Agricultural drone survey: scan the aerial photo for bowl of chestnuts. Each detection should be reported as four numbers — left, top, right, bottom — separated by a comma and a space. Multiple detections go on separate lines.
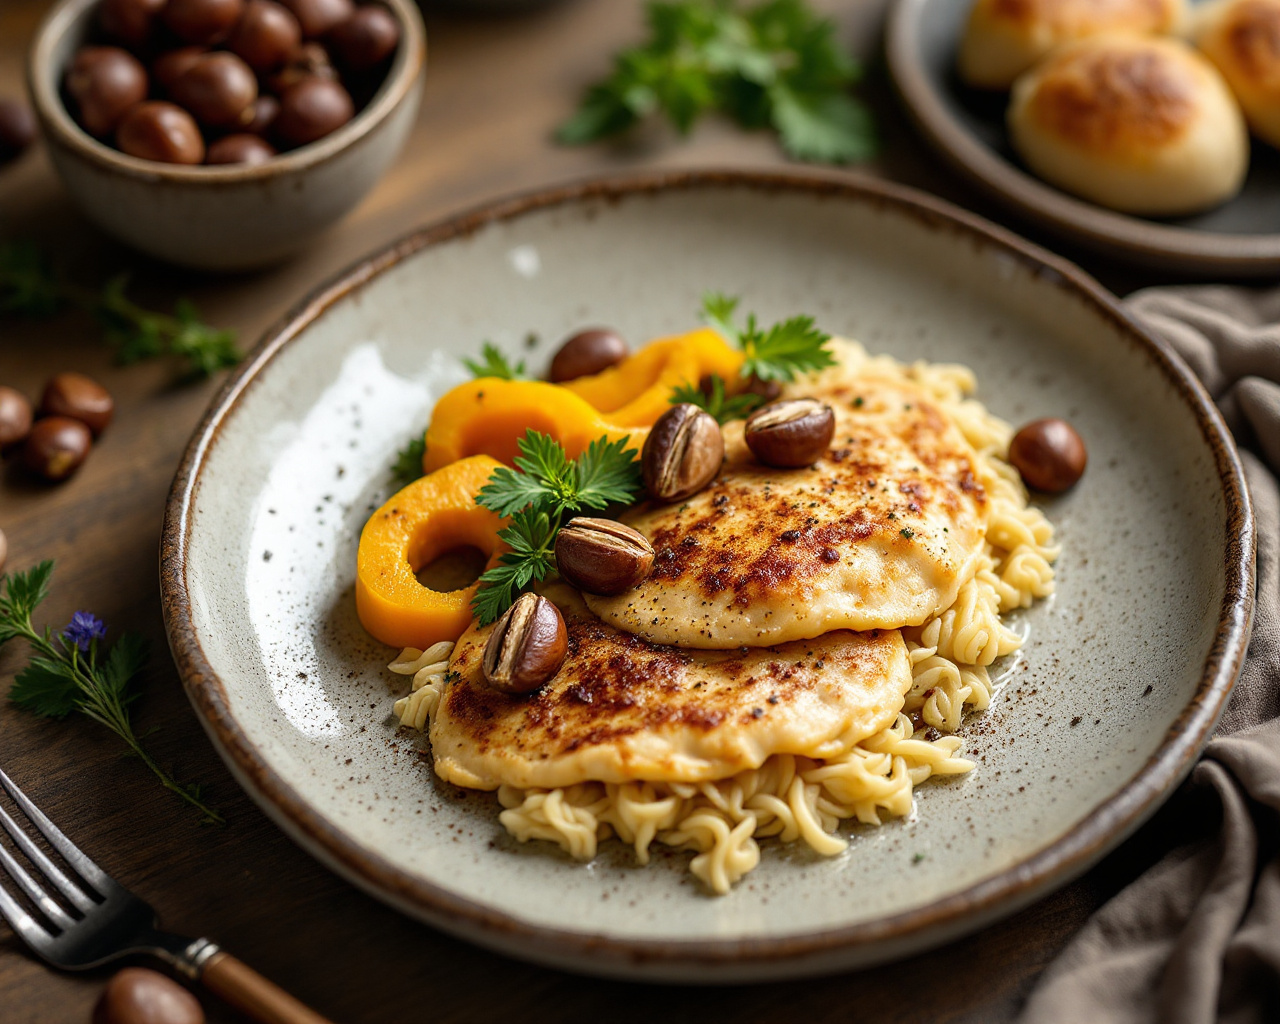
27, 0, 425, 270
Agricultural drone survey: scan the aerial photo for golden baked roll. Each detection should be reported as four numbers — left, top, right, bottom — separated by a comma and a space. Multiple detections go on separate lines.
1193, 0, 1280, 147
1007, 35, 1249, 214
958, 0, 1188, 89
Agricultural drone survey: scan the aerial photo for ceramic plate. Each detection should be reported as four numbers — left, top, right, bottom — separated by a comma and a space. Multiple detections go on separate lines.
162, 171, 1253, 982
886, 0, 1280, 276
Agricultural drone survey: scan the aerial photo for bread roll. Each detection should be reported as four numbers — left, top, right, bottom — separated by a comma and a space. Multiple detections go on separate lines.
959, 0, 1188, 89
1193, 0, 1280, 147
1007, 35, 1248, 214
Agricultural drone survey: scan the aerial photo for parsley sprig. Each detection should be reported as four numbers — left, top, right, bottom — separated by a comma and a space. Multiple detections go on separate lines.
463, 342, 527, 381
702, 292, 835, 382
0, 241, 240, 379
471, 431, 643, 624
391, 434, 427, 488
0, 562, 223, 823
558, 0, 876, 164
671, 375, 763, 423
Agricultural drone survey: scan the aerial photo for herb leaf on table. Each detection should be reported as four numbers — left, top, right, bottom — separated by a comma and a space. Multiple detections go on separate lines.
558, 0, 877, 164
0, 561, 223, 823
0, 241, 241, 379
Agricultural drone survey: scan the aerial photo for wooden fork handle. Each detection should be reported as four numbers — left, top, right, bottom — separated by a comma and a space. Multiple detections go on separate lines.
201, 951, 335, 1024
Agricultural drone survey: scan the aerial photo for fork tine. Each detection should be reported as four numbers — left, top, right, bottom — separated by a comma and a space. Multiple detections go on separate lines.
0, 835, 77, 931
0, 770, 112, 899
0, 799, 97, 914
0, 875, 54, 954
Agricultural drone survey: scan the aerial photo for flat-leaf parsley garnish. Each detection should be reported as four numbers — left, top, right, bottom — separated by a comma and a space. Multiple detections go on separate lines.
463, 342, 527, 381
0, 561, 223, 823
702, 292, 836, 383
472, 431, 643, 624
390, 434, 427, 488
557, 0, 877, 165
670, 375, 764, 424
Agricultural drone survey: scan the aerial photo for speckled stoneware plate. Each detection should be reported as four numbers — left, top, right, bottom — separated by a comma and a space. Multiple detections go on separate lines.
886, 0, 1280, 276
161, 171, 1254, 982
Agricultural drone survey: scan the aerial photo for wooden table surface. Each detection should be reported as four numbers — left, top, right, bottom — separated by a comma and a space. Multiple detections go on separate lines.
0, 1, 1194, 1021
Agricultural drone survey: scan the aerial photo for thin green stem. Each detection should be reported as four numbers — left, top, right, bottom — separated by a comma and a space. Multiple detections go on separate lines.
16, 620, 224, 824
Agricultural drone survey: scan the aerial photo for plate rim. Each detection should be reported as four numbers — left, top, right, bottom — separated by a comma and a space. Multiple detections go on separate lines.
160, 168, 1255, 977
884, 0, 1280, 276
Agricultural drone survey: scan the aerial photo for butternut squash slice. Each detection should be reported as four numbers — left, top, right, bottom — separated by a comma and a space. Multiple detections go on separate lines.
561, 328, 745, 426
356, 455, 505, 648
423, 380, 640, 472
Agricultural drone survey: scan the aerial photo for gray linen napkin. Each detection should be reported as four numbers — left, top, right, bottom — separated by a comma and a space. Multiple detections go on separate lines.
1018, 287, 1280, 1024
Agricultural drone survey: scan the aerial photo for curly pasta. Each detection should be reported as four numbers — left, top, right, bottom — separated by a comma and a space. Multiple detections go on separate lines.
485, 714, 972, 894
384, 345, 1057, 893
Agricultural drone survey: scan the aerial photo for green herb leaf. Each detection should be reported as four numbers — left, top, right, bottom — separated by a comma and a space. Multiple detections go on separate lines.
0, 242, 241, 379
471, 432, 644, 623
477, 430, 642, 520
472, 508, 559, 626
100, 633, 149, 703
700, 292, 835, 383
670, 375, 763, 424
742, 314, 836, 382
10, 655, 80, 719
0, 561, 55, 646
0, 560, 223, 823
573, 435, 644, 510
557, 0, 876, 166
769, 85, 877, 164
391, 435, 427, 489
463, 342, 527, 381
0, 242, 63, 316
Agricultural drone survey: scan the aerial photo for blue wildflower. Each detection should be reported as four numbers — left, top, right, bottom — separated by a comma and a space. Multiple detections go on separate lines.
62, 611, 107, 652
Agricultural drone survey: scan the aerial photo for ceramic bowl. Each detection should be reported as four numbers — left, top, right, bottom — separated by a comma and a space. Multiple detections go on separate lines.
27, 0, 425, 272
162, 170, 1253, 981
886, 0, 1280, 276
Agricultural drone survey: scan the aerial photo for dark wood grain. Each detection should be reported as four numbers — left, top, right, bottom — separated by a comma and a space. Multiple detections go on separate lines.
0, 1, 1185, 1021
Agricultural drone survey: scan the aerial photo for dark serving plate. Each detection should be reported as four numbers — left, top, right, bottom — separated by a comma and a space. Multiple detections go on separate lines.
886, 0, 1280, 275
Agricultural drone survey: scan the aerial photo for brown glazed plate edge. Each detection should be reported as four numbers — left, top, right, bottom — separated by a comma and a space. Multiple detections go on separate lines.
159, 168, 1255, 980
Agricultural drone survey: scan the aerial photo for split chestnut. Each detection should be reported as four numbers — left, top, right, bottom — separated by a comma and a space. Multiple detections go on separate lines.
554, 518, 654, 596
642, 403, 723, 502
744, 398, 835, 468
482, 593, 567, 695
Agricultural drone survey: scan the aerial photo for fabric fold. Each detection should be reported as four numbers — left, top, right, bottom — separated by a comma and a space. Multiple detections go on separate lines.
1018, 287, 1280, 1024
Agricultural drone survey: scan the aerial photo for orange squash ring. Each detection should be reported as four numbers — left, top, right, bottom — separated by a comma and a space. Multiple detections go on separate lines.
355, 455, 506, 649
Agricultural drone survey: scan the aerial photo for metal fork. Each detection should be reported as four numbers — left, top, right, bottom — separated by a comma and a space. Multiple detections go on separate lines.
0, 768, 333, 1024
